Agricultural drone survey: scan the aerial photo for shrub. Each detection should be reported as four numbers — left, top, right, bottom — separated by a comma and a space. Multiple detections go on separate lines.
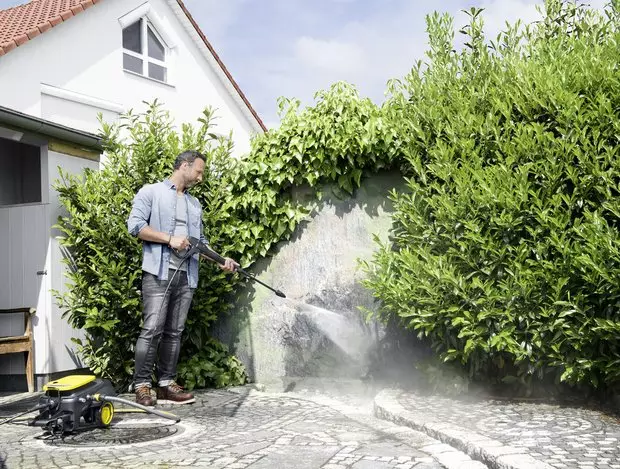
363, 1, 620, 390
55, 103, 246, 389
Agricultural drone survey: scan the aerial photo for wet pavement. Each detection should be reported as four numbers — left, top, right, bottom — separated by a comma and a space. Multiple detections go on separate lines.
375, 389, 620, 469
0, 384, 485, 469
7, 381, 619, 469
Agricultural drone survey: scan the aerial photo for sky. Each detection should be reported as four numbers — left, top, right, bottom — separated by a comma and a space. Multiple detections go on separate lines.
185, 0, 548, 128
0, 0, 609, 128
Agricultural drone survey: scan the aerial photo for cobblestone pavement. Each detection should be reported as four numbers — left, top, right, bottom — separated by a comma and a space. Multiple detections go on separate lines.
0, 386, 485, 469
375, 389, 620, 469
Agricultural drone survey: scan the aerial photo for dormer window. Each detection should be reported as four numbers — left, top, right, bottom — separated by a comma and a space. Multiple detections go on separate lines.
122, 19, 167, 83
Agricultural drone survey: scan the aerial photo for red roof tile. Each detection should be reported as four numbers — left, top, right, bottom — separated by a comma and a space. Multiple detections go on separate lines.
0, 0, 266, 132
0, 0, 97, 56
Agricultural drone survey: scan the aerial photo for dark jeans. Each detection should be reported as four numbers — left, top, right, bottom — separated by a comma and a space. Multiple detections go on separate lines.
133, 269, 194, 388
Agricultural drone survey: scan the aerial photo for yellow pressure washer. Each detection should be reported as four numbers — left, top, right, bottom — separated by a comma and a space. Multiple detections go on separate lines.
1, 375, 179, 435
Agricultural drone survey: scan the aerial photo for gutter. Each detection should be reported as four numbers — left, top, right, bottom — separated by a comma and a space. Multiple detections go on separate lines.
0, 105, 103, 150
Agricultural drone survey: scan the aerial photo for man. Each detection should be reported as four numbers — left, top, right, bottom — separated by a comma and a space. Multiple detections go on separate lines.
127, 150, 237, 406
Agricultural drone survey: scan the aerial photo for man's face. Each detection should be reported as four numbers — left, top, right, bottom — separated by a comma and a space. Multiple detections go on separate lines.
183, 158, 205, 187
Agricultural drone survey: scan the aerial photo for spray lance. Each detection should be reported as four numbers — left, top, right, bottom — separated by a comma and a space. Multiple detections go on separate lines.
187, 237, 286, 298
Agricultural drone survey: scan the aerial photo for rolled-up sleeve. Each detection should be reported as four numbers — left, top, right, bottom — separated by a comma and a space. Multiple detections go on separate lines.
127, 185, 152, 236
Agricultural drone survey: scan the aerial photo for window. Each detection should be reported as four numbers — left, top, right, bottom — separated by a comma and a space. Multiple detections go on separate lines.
122, 19, 167, 83
0, 137, 41, 206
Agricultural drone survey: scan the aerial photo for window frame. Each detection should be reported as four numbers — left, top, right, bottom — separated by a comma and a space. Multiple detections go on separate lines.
122, 18, 168, 83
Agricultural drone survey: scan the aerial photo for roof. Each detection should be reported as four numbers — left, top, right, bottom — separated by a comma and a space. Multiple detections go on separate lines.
0, 0, 267, 132
0, 104, 103, 149
0, 0, 97, 56
174, 0, 266, 132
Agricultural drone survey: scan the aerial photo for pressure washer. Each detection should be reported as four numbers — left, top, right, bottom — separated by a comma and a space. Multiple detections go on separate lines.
0, 375, 179, 435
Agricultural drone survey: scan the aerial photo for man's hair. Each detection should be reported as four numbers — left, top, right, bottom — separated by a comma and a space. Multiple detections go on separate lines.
173, 150, 206, 170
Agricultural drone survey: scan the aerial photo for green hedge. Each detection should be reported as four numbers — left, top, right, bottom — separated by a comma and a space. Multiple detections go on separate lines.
55, 105, 247, 389
363, 1, 620, 390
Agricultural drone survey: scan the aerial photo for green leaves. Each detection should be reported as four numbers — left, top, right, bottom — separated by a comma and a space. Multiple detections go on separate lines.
176, 339, 245, 390
53, 0, 620, 396
54, 103, 249, 390
363, 1, 620, 392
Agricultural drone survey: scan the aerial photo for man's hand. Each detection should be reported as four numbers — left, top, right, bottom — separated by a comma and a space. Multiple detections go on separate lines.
220, 257, 239, 272
169, 235, 190, 251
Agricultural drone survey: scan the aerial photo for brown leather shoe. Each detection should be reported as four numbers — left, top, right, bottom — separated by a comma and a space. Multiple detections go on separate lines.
156, 382, 195, 404
135, 385, 155, 407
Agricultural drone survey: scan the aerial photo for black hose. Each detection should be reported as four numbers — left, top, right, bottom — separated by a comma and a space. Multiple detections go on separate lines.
0, 403, 50, 426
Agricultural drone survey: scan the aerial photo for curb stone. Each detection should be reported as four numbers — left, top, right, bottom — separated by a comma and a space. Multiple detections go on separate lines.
283, 390, 489, 469
374, 389, 554, 469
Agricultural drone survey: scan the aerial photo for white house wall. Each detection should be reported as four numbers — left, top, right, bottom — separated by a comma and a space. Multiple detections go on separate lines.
0, 0, 256, 155
40, 93, 121, 137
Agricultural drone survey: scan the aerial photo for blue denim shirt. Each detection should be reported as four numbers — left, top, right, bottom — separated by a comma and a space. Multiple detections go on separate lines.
127, 179, 207, 288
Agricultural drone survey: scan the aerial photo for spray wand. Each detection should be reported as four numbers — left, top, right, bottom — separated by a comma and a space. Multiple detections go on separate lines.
187, 237, 286, 298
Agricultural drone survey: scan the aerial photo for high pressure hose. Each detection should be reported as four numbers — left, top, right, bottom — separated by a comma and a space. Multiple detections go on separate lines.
0, 403, 51, 426
88, 394, 180, 422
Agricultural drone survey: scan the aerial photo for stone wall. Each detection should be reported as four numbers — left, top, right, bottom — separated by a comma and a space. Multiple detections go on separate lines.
212, 171, 405, 390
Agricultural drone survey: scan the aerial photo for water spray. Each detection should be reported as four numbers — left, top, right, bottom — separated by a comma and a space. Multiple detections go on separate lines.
187, 237, 286, 298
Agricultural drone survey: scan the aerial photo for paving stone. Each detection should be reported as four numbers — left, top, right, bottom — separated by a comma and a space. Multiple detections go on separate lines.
0, 387, 484, 469
413, 463, 445, 469
352, 460, 394, 469
375, 389, 620, 469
